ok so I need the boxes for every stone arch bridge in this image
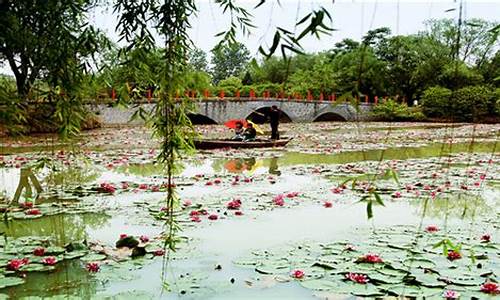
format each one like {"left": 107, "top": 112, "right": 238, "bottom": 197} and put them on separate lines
{"left": 94, "top": 98, "right": 373, "bottom": 125}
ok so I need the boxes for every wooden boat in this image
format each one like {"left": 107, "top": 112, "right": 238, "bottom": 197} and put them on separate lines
{"left": 194, "top": 137, "right": 292, "bottom": 150}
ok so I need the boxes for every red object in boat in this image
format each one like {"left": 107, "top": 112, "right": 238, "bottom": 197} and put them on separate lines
{"left": 224, "top": 119, "right": 248, "bottom": 129}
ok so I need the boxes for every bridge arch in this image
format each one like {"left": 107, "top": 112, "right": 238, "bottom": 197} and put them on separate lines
{"left": 187, "top": 113, "right": 218, "bottom": 125}
{"left": 313, "top": 112, "right": 347, "bottom": 122}
{"left": 244, "top": 106, "right": 293, "bottom": 123}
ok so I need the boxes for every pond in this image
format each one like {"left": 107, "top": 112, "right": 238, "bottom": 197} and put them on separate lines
{"left": 0, "top": 122, "right": 498, "bottom": 299}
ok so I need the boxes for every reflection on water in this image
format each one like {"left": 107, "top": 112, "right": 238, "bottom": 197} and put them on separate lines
{"left": 44, "top": 164, "right": 100, "bottom": 187}
{"left": 268, "top": 157, "right": 281, "bottom": 176}
{"left": 210, "top": 141, "right": 498, "bottom": 175}
{"left": 3, "top": 260, "right": 97, "bottom": 299}
{"left": 0, "top": 213, "right": 109, "bottom": 246}
{"left": 413, "top": 193, "right": 496, "bottom": 220}
{"left": 0, "top": 128, "right": 498, "bottom": 298}
{"left": 223, "top": 157, "right": 258, "bottom": 173}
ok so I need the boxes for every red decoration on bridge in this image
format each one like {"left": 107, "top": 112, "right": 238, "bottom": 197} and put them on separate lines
{"left": 307, "top": 90, "right": 312, "bottom": 102}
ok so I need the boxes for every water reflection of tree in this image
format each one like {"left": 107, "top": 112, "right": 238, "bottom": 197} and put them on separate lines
{"left": 115, "top": 162, "right": 185, "bottom": 177}
{"left": 4, "top": 260, "right": 99, "bottom": 298}
{"left": 413, "top": 194, "right": 493, "bottom": 219}
{"left": 1, "top": 213, "right": 109, "bottom": 246}
{"left": 44, "top": 164, "right": 100, "bottom": 187}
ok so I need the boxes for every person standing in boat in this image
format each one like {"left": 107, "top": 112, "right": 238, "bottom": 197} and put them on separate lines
{"left": 243, "top": 123, "right": 257, "bottom": 141}
{"left": 269, "top": 105, "right": 281, "bottom": 140}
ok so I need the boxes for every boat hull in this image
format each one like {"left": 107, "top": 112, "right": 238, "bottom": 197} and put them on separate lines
{"left": 194, "top": 138, "right": 292, "bottom": 150}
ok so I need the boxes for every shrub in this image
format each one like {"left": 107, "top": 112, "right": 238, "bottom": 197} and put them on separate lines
{"left": 493, "top": 88, "right": 500, "bottom": 116}
{"left": 420, "top": 86, "right": 452, "bottom": 118}
{"left": 371, "top": 99, "right": 425, "bottom": 121}
{"left": 451, "top": 85, "right": 493, "bottom": 121}
{"left": 216, "top": 76, "right": 242, "bottom": 97}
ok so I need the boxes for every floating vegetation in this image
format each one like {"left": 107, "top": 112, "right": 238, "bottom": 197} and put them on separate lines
{"left": 234, "top": 225, "right": 499, "bottom": 298}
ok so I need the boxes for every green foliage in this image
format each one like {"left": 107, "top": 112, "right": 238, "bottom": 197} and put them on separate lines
{"left": 0, "top": 75, "right": 25, "bottom": 135}
{"left": 371, "top": 99, "right": 425, "bottom": 121}
{"left": 0, "top": 0, "right": 109, "bottom": 137}
{"left": 188, "top": 47, "right": 209, "bottom": 72}
{"left": 424, "top": 18, "right": 500, "bottom": 65}
{"left": 438, "top": 62, "right": 484, "bottom": 89}
{"left": 210, "top": 42, "right": 250, "bottom": 84}
{"left": 420, "top": 86, "right": 453, "bottom": 118}
{"left": 184, "top": 71, "right": 212, "bottom": 93}
{"left": 494, "top": 88, "right": 500, "bottom": 115}
{"left": 451, "top": 85, "right": 494, "bottom": 121}
{"left": 421, "top": 85, "right": 496, "bottom": 121}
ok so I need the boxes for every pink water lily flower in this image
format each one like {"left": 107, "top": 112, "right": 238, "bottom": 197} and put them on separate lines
{"left": 345, "top": 272, "right": 368, "bottom": 284}
{"left": 100, "top": 183, "right": 116, "bottom": 193}
{"left": 358, "top": 253, "right": 383, "bottom": 263}
{"left": 447, "top": 250, "right": 461, "bottom": 261}
{"left": 191, "top": 216, "right": 201, "bottom": 222}
{"left": 33, "top": 247, "right": 45, "bottom": 256}
{"left": 392, "top": 191, "right": 402, "bottom": 198}
{"left": 208, "top": 214, "right": 218, "bottom": 220}
{"left": 425, "top": 225, "right": 439, "bottom": 233}
{"left": 41, "top": 256, "right": 57, "bottom": 266}
{"left": 273, "top": 194, "right": 285, "bottom": 206}
{"left": 323, "top": 201, "right": 333, "bottom": 208}
{"left": 25, "top": 209, "right": 41, "bottom": 215}
{"left": 86, "top": 262, "right": 100, "bottom": 273}
{"left": 480, "top": 282, "right": 499, "bottom": 294}
{"left": 153, "top": 249, "right": 165, "bottom": 256}
{"left": 20, "top": 202, "right": 33, "bottom": 209}
{"left": 291, "top": 269, "right": 304, "bottom": 279}
{"left": 481, "top": 234, "right": 491, "bottom": 242}
{"left": 183, "top": 200, "right": 192, "bottom": 207}
{"left": 226, "top": 199, "right": 242, "bottom": 210}
{"left": 140, "top": 235, "right": 149, "bottom": 243}
{"left": 331, "top": 187, "right": 343, "bottom": 194}
{"left": 6, "top": 258, "right": 29, "bottom": 271}
{"left": 234, "top": 211, "right": 243, "bottom": 216}
{"left": 119, "top": 234, "right": 128, "bottom": 239}
{"left": 443, "top": 290, "right": 460, "bottom": 299}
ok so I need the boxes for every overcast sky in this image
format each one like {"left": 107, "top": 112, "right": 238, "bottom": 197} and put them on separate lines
{"left": 2, "top": 0, "right": 500, "bottom": 75}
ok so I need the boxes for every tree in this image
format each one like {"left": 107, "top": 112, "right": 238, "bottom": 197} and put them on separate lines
{"left": 0, "top": 0, "right": 106, "bottom": 99}
{"left": 478, "top": 50, "right": 500, "bottom": 87}
{"left": 424, "top": 18, "right": 499, "bottom": 66}
{"left": 188, "top": 47, "right": 209, "bottom": 72}
{"left": 242, "top": 71, "right": 253, "bottom": 85}
{"left": 210, "top": 42, "right": 250, "bottom": 84}
{"left": 376, "top": 35, "right": 450, "bottom": 102}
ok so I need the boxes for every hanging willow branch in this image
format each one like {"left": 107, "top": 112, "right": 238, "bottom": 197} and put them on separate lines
{"left": 114, "top": 1, "right": 197, "bottom": 280}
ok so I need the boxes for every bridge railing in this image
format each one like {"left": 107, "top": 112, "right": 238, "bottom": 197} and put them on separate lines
{"left": 96, "top": 88, "right": 397, "bottom": 106}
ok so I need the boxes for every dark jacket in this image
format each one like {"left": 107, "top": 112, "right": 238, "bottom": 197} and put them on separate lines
{"left": 243, "top": 127, "right": 257, "bottom": 139}
{"left": 269, "top": 109, "right": 280, "bottom": 126}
